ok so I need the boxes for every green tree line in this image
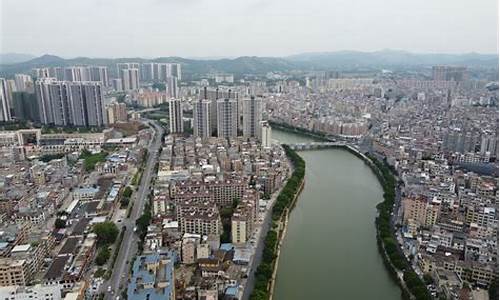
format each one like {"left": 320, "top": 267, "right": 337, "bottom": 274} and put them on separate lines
{"left": 250, "top": 145, "right": 305, "bottom": 300}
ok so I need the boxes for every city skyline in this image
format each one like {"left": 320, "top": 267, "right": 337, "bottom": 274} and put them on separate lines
{"left": 1, "top": 0, "right": 498, "bottom": 58}
{"left": 0, "top": 1, "right": 498, "bottom": 300}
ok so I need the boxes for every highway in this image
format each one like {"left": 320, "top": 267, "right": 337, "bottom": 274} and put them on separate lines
{"left": 104, "top": 120, "right": 164, "bottom": 299}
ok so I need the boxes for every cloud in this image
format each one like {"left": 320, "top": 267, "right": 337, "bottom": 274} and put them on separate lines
{"left": 0, "top": 0, "right": 497, "bottom": 57}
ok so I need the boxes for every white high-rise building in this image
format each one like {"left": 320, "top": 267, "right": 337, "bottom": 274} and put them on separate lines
{"left": 242, "top": 96, "right": 262, "bottom": 139}
{"left": 193, "top": 98, "right": 211, "bottom": 139}
{"left": 216, "top": 98, "right": 238, "bottom": 138}
{"left": 52, "top": 67, "right": 65, "bottom": 80}
{"left": 121, "top": 68, "right": 140, "bottom": 91}
{"left": 88, "top": 66, "right": 110, "bottom": 86}
{"left": 112, "top": 78, "right": 123, "bottom": 91}
{"left": 201, "top": 88, "right": 238, "bottom": 135}
{"left": 261, "top": 121, "right": 272, "bottom": 148}
{"left": 141, "top": 63, "right": 155, "bottom": 82}
{"left": 32, "top": 68, "right": 51, "bottom": 79}
{"left": 158, "top": 63, "right": 172, "bottom": 81}
{"left": 0, "top": 78, "right": 12, "bottom": 122}
{"left": 140, "top": 63, "right": 181, "bottom": 82}
{"left": 14, "top": 74, "right": 33, "bottom": 92}
{"left": 117, "top": 63, "right": 140, "bottom": 76}
{"left": 169, "top": 98, "right": 183, "bottom": 133}
{"left": 171, "top": 63, "right": 182, "bottom": 80}
{"left": 35, "top": 79, "right": 105, "bottom": 127}
{"left": 63, "top": 66, "right": 91, "bottom": 82}
{"left": 166, "top": 76, "right": 178, "bottom": 98}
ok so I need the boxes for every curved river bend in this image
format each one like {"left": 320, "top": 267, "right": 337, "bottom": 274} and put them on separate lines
{"left": 272, "top": 129, "right": 401, "bottom": 300}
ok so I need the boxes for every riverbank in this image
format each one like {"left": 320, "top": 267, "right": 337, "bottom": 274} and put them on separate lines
{"left": 268, "top": 178, "right": 304, "bottom": 300}
{"left": 269, "top": 124, "right": 430, "bottom": 300}
{"left": 249, "top": 145, "right": 306, "bottom": 300}
{"left": 364, "top": 155, "right": 431, "bottom": 300}
{"left": 269, "top": 121, "right": 332, "bottom": 142}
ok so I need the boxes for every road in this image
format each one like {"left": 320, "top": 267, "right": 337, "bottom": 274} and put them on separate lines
{"left": 241, "top": 193, "right": 277, "bottom": 300}
{"left": 241, "top": 160, "right": 291, "bottom": 300}
{"left": 104, "top": 120, "right": 164, "bottom": 299}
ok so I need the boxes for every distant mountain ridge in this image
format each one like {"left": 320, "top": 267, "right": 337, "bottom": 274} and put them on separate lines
{"left": 0, "top": 50, "right": 497, "bottom": 78}
{"left": 0, "top": 53, "right": 37, "bottom": 64}
{"left": 287, "top": 50, "right": 498, "bottom": 68}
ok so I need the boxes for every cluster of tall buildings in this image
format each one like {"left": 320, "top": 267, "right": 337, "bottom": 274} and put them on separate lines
{"left": 432, "top": 66, "right": 468, "bottom": 82}
{"left": 31, "top": 63, "right": 182, "bottom": 96}
{"left": 117, "top": 64, "right": 140, "bottom": 91}
{"left": 0, "top": 79, "right": 13, "bottom": 122}
{"left": 1, "top": 62, "right": 183, "bottom": 126}
{"left": 117, "top": 62, "right": 181, "bottom": 95}
{"left": 106, "top": 101, "right": 128, "bottom": 124}
{"left": 35, "top": 78, "right": 105, "bottom": 127}
{"left": 140, "top": 62, "right": 181, "bottom": 82}
{"left": 33, "top": 66, "right": 110, "bottom": 86}
{"left": 188, "top": 87, "right": 268, "bottom": 142}
{"left": 0, "top": 74, "right": 115, "bottom": 128}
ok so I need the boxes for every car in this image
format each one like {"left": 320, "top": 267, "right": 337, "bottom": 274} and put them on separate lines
{"left": 117, "top": 219, "right": 122, "bottom": 223}
{"left": 107, "top": 286, "right": 112, "bottom": 292}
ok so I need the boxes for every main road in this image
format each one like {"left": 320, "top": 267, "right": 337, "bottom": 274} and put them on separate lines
{"left": 104, "top": 120, "right": 164, "bottom": 299}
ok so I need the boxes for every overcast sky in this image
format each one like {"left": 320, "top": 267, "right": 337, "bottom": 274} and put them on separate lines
{"left": 1, "top": 0, "right": 498, "bottom": 58}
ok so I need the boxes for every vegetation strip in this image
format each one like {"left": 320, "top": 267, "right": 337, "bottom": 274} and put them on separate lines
{"left": 249, "top": 145, "right": 305, "bottom": 300}
{"left": 364, "top": 154, "right": 432, "bottom": 300}
{"left": 269, "top": 122, "right": 434, "bottom": 299}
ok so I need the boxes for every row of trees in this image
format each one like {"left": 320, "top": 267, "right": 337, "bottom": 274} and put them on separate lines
{"left": 250, "top": 145, "right": 306, "bottom": 300}
{"left": 131, "top": 149, "right": 148, "bottom": 188}
{"left": 367, "top": 154, "right": 431, "bottom": 300}
{"left": 92, "top": 221, "right": 119, "bottom": 266}
{"left": 136, "top": 200, "right": 152, "bottom": 254}
{"left": 120, "top": 186, "right": 133, "bottom": 208}
{"left": 39, "top": 153, "right": 65, "bottom": 163}
{"left": 271, "top": 145, "right": 305, "bottom": 220}
{"left": 251, "top": 231, "right": 279, "bottom": 300}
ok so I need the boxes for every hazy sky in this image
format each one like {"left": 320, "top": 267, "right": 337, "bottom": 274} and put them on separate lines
{"left": 1, "top": 0, "right": 498, "bottom": 58}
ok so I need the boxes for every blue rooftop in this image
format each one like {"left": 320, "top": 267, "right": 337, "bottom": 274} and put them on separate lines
{"left": 127, "top": 251, "right": 175, "bottom": 300}
{"left": 225, "top": 285, "right": 238, "bottom": 296}
{"left": 220, "top": 243, "right": 234, "bottom": 251}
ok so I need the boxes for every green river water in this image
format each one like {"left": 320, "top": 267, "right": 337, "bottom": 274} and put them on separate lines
{"left": 272, "top": 129, "right": 401, "bottom": 300}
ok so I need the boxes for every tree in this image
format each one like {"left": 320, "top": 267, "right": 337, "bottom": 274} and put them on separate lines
{"left": 135, "top": 213, "right": 151, "bottom": 236}
{"left": 95, "top": 247, "right": 111, "bottom": 266}
{"left": 93, "top": 222, "right": 119, "bottom": 246}
{"left": 489, "top": 278, "right": 498, "bottom": 300}
{"left": 152, "top": 82, "right": 166, "bottom": 91}
{"left": 232, "top": 198, "right": 240, "bottom": 209}
{"left": 55, "top": 218, "right": 66, "bottom": 229}
{"left": 250, "top": 289, "right": 268, "bottom": 300}
{"left": 123, "top": 186, "right": 133, "bottom": 198}
{"left": 423, "top": 273, "right": 433, "bottom": 285}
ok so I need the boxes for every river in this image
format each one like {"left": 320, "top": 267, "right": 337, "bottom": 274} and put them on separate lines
{"left": 272, "top": 129, "right": 401, "bottom": 300}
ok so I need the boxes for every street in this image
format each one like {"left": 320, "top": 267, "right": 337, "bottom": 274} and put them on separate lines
{"left": 103, "top": 120, "right": 164, "bottom": 299}
{"left": 241, "top": 160, "right": 291, "bottom": 300}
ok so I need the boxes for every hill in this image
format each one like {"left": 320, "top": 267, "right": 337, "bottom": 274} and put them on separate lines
{"left": 0, "top": 50, "right": 497, "bottom": 78}
{"left": 287, "top": 50, "right": 498, "bottom": 69}
{"left": 0, "top": 53, "right": 37, "bottom": 64}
